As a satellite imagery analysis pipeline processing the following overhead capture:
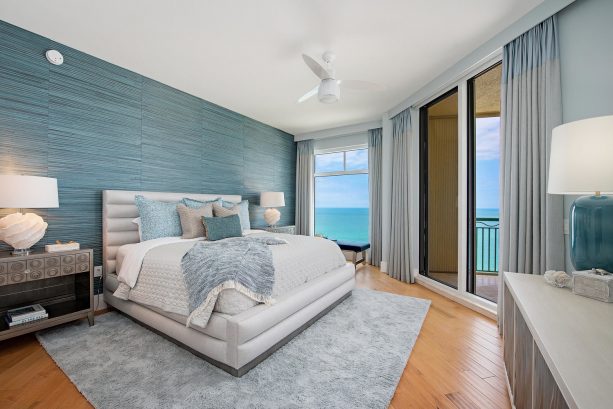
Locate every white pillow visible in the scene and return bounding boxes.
[132,217,143,241]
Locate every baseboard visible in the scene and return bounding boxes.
[415,275,497,320]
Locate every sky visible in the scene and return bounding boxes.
[315,149,369,208]
[314,118,500,210]
[475,117,500,210]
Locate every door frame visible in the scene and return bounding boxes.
[418,87,459,287]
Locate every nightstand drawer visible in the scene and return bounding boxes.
[0,262,6,274]
[61,264,76,275]
[0,274,6,286]
[75,253,90,264]
[45,257,60,268]
[61,255,76,266]
[45,267,61,278]
[76,263,89,273]
[27,258,45,272]
[8,260,26,274]
[27,270,44,281]
[8,271,27,284]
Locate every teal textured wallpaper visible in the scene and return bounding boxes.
[0,20,296,264]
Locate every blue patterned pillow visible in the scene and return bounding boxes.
[183,197,221,209]
[203,214,242,241]
[222,199,251,230]
[135,195,183,241]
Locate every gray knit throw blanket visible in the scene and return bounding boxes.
[181,236,287,326]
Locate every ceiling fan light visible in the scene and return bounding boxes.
[318,78,340,104]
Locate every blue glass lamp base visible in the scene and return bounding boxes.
[571,195,613,272]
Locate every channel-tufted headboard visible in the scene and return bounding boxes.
[102,190,241,275]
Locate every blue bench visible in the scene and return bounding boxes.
[336,241,370,266]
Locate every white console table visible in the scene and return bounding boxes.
[503,272,613,409]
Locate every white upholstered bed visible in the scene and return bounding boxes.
[102,190,355,376]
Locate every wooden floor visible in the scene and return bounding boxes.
[0,265,510,409]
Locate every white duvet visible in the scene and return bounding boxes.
[113,231,347,326]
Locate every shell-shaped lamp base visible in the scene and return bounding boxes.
[264,208,281,226]
[0,212,48,251]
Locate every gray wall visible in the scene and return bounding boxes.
[0,20,296,264]
[558,0,613,271]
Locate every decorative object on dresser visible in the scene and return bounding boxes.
[543,270,572,288]
[0,248,94,341]
[45,240,80,253]
[264,225,295,235]
[260,191,285,227]
[572,269,613,302]
[548,115,613,272]
[503,272,613,409]
[0,175,59,255]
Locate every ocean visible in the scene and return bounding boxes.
[315,207,499,272]
[315,208,369,242]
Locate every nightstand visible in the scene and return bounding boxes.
[0,248,94,341]
[265,225,296,235]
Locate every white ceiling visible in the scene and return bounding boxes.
[0,0,543,135]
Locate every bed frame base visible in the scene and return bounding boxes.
[111,291,352,377]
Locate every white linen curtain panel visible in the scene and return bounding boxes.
[368,128,383,267]
[498,16,565,325]
[295,139,314,235]
[389,109,413,283]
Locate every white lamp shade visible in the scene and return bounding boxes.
[0,175,59,208]
[260,191,285,208]
[548,115,613,194]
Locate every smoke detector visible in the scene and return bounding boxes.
[45,50,64,65]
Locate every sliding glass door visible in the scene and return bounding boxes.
[419,88,459,289]
[467,63,501,302]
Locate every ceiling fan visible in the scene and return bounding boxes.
[298,51,384,104]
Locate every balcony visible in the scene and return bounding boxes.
[475,217,499,303]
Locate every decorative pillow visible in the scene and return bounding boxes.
[218,200,251,230]
[177,203,213,239]
[203,214,242,241]
[134,195,183,241]
[183,197,221,209]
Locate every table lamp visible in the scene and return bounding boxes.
[260,192,285,227]
[548,115,613,272]
[0,175,59,255]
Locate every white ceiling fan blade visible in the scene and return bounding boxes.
[297,85,319,103]
[302,54,331,80]
[339,80,385,92]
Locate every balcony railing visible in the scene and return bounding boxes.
[476,217,499,273]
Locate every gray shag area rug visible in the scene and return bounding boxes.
[37,288,430,409]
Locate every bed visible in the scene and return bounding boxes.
[102,190,355,377]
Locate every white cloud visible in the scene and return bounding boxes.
[475,117,500,160]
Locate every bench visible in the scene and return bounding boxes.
[336,241,370,266]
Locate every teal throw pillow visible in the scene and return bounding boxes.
[183,197,221,209]
[222,199,251,230]
[135,195,183,241]
[203,214,243,241]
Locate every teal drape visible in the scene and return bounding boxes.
[295,140,314,235]
[368,128,383,267]
[498,15,564,326]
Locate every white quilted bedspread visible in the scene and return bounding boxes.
[122,233,346,322]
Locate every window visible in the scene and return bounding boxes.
[467,62,502,303]
[314,148,368,242]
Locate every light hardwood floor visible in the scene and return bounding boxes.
[0,265,510,409]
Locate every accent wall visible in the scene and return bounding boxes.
[0,20,296,264]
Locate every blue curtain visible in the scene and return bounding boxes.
[368,128,383,267]
[499,16,564,324]
[389,110,413,283]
